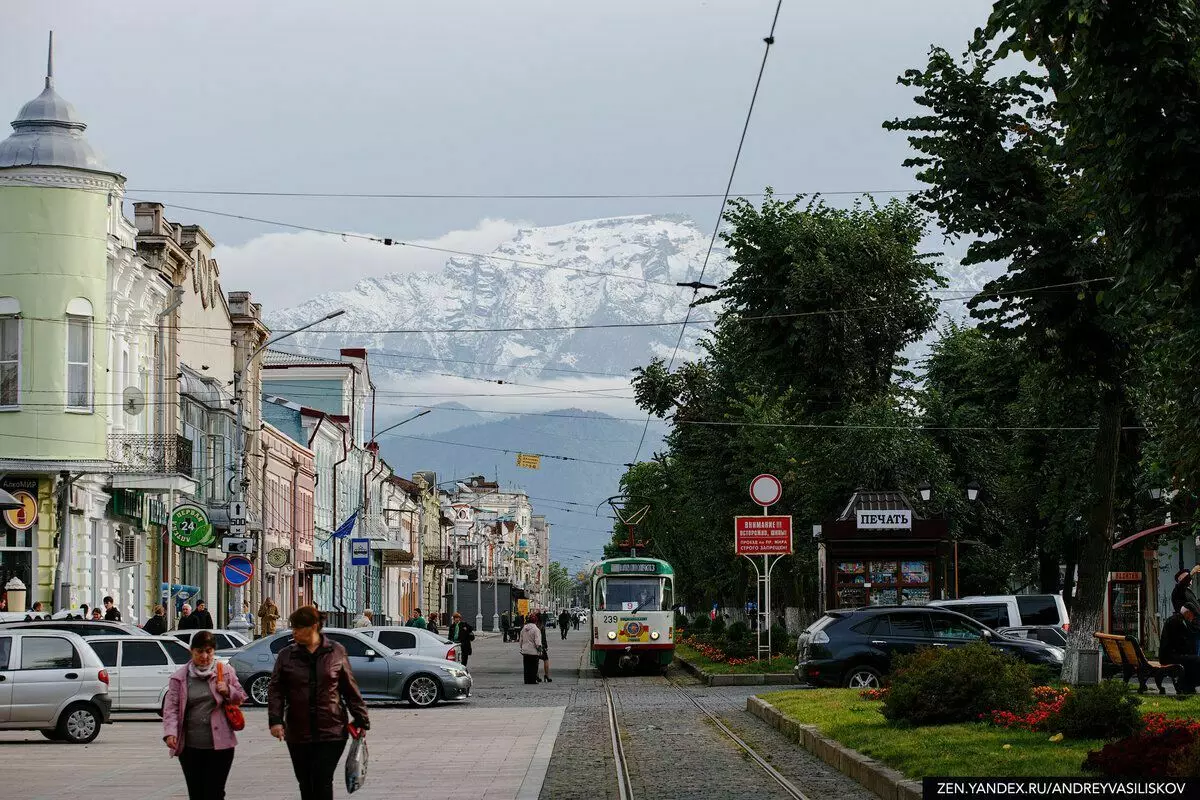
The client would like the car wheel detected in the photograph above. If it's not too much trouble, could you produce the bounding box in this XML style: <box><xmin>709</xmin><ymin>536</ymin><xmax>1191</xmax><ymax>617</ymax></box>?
<box><xmin>248</xmin><ymin>673</ymin><xmax>271</xmax><ymax>706</ymax></box>
<box><xmin>39</xmin><ymin>729</ymin><xmax>64</xmax><ymax>741</ymax></box>
<box><xmin>56</xmin><ymin>703</ymin><xmax>101</xmax><ymax>744</ymax></box>
<box><xmin>405</xmin><ymin>674</ymin><xmax>441</xmax><ymax>708</ymax></box>
<box><xmin>844</xmin><ymin>666</ymin><xmax>883</xmax><ymax>690</ymax></box>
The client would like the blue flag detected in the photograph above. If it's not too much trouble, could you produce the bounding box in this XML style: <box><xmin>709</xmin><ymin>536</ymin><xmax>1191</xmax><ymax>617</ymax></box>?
<box><xmin>333</xmin><ymin>511</ymin><xmax>358</xmax><ymax>540</ymax></box>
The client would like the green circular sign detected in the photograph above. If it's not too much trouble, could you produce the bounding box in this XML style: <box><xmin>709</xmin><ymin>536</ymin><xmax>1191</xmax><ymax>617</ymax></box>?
<box><xmin>171</xmin><ymin>503</ymin><xmax>212</xmax><ymax>548</ymax></box>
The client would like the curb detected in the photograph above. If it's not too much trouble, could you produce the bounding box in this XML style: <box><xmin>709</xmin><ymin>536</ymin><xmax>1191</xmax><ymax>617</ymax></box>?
<box><xmin>746</xmin><ymin>696</ymin><xmax>922</xmax><ymax>800</ymax></box>
<box><xmin>674</xmin><ymin>655</ymin><xmax>798</xmax><ymax>686</ymax></box>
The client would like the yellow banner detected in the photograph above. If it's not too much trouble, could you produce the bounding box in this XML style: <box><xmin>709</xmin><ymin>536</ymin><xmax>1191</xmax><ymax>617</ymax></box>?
<box><xmin>517</xmin><ymin>598</ymin><xmax>530</xmax><ymax>616</ymax></box>
<box><xmin>515</xmin><ymin>453</ymin><xmax>541</xmax><ymax>470</ymax></box>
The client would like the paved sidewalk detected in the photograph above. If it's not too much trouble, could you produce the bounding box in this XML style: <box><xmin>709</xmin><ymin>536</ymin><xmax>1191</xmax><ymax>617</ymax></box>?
<box><xmin>1</xmin><ymin>704</ymin><xmax>564</xmax><ymax>800</ymax></box>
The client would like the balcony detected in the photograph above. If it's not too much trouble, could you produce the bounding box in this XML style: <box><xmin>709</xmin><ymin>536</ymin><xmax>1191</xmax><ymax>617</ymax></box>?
<box><xmin>422</xmin><ymin>546</ymin><xmax>453</xmax><ymax>566</ymax></box>
<box><xmin>108</xmin><ymin>434</ymin><xmax>198</xmax><ymax>493</ymax></box>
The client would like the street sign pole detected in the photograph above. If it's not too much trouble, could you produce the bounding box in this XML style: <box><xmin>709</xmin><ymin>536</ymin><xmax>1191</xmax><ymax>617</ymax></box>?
<box><xmin>739</xmin><ymin>474</ymin><xmax>790</xmax><ymax>661</ymax></box>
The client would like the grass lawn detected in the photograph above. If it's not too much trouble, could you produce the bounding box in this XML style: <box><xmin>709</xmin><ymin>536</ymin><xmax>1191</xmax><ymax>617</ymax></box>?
<box><xmin>676</xmin><ymin>642</ymin><xmax>796</xmax><ymax>674</ymax></box>
<box><xmin>760</xmin><ymin>689</ymin><xmax>1200</xmax><ymax>779</ymax></box>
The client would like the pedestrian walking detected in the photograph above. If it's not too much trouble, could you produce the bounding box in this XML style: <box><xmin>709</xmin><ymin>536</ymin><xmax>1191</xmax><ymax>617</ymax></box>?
<box><xmin>162</xmin><ymin>630</ymin><xmax>247</xmax><ymax>800</ymax></box>
<box><xmin>268</xmin><ymin>605</ymin><xmax>370</xmax><ymax>800</ymax></box>
<box><xmin>572</xmin><ymin>612</ymin><xmax>580</xmax><ymax>631</ymax></box>
<box><xmin>558</xmin><ymin>609</ymin><xmax>570</xmax><ymax>640</ymax></box>
<box><xmin>144</xmin><ymin>605</ymin><xmax>167</xmax><ymax>635</ymax></box>
<box><xmin>427</xmin><ymin>612</ymin><xmax>440</xmax><ymax>636</ymax></box>
<box><xmin>178</xmin><ymin>603</ymin><xmax>198</xmax><ymax>630</ymax></box>
<box><xmin>236</xmin><ymin>601</ymin><xmax>254</xmax><ymax>631</ymax></box>
<box><xmin>191</xmin><ymin>601</ymin><xmax>215</xmax><ymax>629</ymax></box>
<box><xmin>257</xmin><ymin>597</ymin><xmax>280</xmax><ymax>637</ymax></box>
<box><xmin>103</xmin><ymin>595</ymin><xmax>121</xmax><ymax>622</ymax></box>
<box><xmin>448</xmin><ymin>612</ymin><xmax>475</xmax><ymax>667</ymax></box>
<box><xmin>519</xmin><ymin>612</ymin><xmax>542</xmax><ymax>684</ymax></box>
<box><xmin>406</xmin><ymin>608</ymin><xmax>427</xmax><ymax>629</ymax></box>
<box><xmin>538</xmin><ymin>614</ymin><xmax>553</xmax><ymax>682</ymax></box>
<box><xmin>351</xmin><ymin>609</ymin><xmax>373</xmax><ymax>628</ymax></box>
<box><xmin>500</xmin><ymin>610</ymin><xmax>512</xmax><ymax>642</ymax></box>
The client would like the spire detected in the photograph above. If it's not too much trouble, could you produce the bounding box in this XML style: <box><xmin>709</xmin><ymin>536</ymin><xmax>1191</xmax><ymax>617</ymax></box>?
<box><xmin>46</xmin><ymin>31</ymin><xmax>54</xmax><ymax>90</ymax></box>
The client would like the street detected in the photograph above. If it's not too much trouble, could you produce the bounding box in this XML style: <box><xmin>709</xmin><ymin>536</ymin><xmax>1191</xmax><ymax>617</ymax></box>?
<box><xmin>0</xmin><ymin>629</ymin><xmax>868</xmax><ymax>799</ymax></box>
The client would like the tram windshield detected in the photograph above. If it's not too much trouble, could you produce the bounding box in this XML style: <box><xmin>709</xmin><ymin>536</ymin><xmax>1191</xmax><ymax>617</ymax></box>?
<box><xmin>595</xmin><ymin>577</ymin><xmax>672</xmax><ymax>612</ymax></box>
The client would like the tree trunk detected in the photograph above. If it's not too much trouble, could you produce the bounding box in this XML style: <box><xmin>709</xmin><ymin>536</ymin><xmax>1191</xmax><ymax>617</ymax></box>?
<box><xmin>1061</xmin><ymin>390</ymin><xmax>1124</xmax><ymax>684</ymax></box>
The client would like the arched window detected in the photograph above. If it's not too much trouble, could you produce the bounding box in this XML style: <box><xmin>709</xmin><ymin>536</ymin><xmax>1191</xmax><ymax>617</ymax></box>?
<box><xmin>65</xmin><ymin>297</ymin><xmax>93</xmax><ymax>411</ymax></box>
<box><xmin>0</xmin><ymin>296</ymin><xmax>19</xmax><ymax>408</ymax></box>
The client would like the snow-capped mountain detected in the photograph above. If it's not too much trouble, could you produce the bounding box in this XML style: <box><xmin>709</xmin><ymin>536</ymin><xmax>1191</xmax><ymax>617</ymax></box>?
<box><xmin>269</xmin><ymin>214</ymin><xmax>729</xmax><ymax>381</ymax></box>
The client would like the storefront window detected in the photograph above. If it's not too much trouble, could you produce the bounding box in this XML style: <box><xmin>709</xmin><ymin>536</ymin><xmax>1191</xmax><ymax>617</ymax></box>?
<box><xmin>835</xmin><ymin>559</ymin><xmax>932</xmax><ymax>608</ymax></box>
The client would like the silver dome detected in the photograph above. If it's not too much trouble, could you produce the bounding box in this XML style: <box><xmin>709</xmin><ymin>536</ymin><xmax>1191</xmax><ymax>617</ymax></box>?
<box><xmin>0</xmin><ymin>33</ymin><xmax>114</xmax><ymax>174</ymax></box>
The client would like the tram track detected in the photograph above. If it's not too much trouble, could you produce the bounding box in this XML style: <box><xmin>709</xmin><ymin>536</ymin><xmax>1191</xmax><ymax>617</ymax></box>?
<box><xmin>601</xmin><ymin>674</ymin><xmax>811</xmax><ymax>800</ymax></box>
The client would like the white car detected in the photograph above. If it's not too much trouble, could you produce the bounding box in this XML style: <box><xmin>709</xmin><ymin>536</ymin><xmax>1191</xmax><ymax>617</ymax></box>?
<box><xmin>356</xmin><ymin>626</ymin><xmax>461</xmax><ymax>662</ymax></box>
<box><xmin>86</xmin><ymin>635</ymin><xmax>193</xmax><ymax>712</ymax></box>
<box><xmin>928</xmin><ymin>595</ymin><xmax>1069</xmax><ymax>632</ymax></box>
<box><xmin>171</xmin><ymin>629</ymin><xmax>251</xmax><ymax>652</ymax></box>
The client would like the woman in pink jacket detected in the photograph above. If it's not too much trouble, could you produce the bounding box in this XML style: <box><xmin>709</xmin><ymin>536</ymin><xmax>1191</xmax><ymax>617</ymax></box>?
<box><xmin>162</xmin><ymin>630</ymin><xmax>247</xmax><ymax>799</ymax></box>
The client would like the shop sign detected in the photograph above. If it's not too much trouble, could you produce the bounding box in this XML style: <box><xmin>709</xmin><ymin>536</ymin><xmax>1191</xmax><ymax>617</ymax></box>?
<box><xmin>856</xmin><ymin>510</ymin><xmax>912</xmax><ymax>530</ymax></box>
<box><xmin>2</xmin><ymin>491</ymin><xmax>38</xmax><ymax>531</ymax></box>
<box><xmin>170</xmin><ymin>503</ymin><xmax>213</xmax><ymax>548</ymax></box>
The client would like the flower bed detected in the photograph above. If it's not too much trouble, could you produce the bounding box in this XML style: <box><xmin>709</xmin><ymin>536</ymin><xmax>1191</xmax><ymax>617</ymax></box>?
<box><xmin>675</xmin><ymin>639</ymin><xmax>796</xmax><ymax>674</ymax></box>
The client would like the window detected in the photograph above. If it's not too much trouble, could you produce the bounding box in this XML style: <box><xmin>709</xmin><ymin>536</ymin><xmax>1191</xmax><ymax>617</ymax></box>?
<box><xmin>270</xmin><ymin>636</ymin><xmax>295</xmax><ymax>654</ymax></box>
<box><xmin>65</xmin><ymin>300</ymin><xmax>93</xmax><ymax>410</ymax></box>
<box><xmin>851</xmin><ymin>617</ymin><xmax>881</xmax><ymax>635</ymax></box>
<box><xmin>90</xmin><ymin>641</ymin><xmax>118</xmax><ymax>667</ymax></box>
<box><xmin>1016</xmin><ymin>596</ymin><xmax>1061</xmax><ymax>626</ymax></box>
<box><xmin>20</xmin><ymin>636</ymin><xmax>80</xmax><ymax>670</ymax></box>
<box><xmin>930</xmin><ymin>614</ymin><xmax>983</xmax><ymax>640</ymax></box>
<box><xmin>121</xmin><ymin>641</ymin><xmax>168</xmax><ymax>666</ymax></box>
<box><xmin>885</xmin><ymin>613</ymin><xmax>928</xmax><ymax>638</ymax></box>
<box><xmin>957</xmin><ymin>603</ymin><xmax>1008</xmax><ymax>630</ymax></box>
<box><xmin>164</xmin><ymin>640</ymin><xmax>191</xmax><ymax>664</ymax></box>
<box><xmin>326</xmin><ymin>632</ymin><xmax>370</xmax><ymax>657</ymax></box>
<box><xmin>378</xmin><ymin>631</ymin><xmax>417</xmax><ymax>650</ymax></box>
<box><xmin>0</xmin><ymin>302</ymin><xmax>18</xmax><ymax>407</ymax></box>
<box><xmin>0</xmin><ymin>637</ymin><xmax>10</xmax><ymax>670</ymax></box>
<box><xmin>595</xmin><ymin>577</ymin><xmax>667</xmax><ymax>611</ymax></box>
<box><xmin>213</xmin><ymin>635</ymin><xmax>235</xmax><ymax>651</ymax></box>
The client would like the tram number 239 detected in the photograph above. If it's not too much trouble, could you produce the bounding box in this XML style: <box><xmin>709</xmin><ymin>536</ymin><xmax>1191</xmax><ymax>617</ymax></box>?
<box><xmin>602</xmin><ymin>615</ymin><xmax>619</xmax><ymax>624</ymax></box>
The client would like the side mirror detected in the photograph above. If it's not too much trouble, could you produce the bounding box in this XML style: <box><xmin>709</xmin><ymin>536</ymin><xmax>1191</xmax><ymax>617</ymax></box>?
<box><xmin>981</xmin><ymin>629</ymin><xmax>993</xmax><ymax>640</ymax></box>
<box><xmin>365</xmin><ymin>649</ymin><xmax>378</xmax><ymax>660</ymax></box>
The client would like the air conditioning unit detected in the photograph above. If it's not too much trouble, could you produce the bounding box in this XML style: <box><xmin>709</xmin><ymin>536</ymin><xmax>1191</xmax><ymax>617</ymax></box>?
<box><xmin>119</xmin><ymin>533</ymin><xmax>139</xmax><ymax>564</ymax></box>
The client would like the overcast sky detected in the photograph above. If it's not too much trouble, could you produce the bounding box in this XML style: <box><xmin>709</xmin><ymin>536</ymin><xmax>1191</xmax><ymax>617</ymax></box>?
<box><xmin>3</xmin><ymin>0</ymin><xmax>992</xmax><ymax>308</ymax></box>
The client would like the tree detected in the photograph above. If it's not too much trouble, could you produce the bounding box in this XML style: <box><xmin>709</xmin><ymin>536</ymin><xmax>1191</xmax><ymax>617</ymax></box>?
<box><xmin>885</xmin><ymin>41</ymin><xmax>1132</xmax><ymax>681</ymax></box>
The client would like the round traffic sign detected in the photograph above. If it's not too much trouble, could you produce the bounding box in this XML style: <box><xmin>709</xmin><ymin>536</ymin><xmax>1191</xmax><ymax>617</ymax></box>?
<box><xmin>750</xmin><ymin>474</ymin><xmax>783</xmax><ymax>507</ymax></box>
<box><xmin>222</xmin><ymin>555</ymin><xmax>254</xmax><ymax>587</ymax></box>
<box><xmin>171</xmin><ymin>503</ymin><xmax>212</xmax><ymax>548</ymax></box>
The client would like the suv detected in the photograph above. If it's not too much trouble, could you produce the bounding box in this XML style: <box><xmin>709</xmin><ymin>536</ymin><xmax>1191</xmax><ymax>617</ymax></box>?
<box><xmin>795</xmin><ymin>606</ymin><xmax>1064</xmax><ymax>689</ymax></box>
<box><xmin>928</xmin><ymin>595</ymin><xmax>1069</xmax><ymax>631</ymax></box>
<box><xmin>0</xmin><ymin>629</ymin><xmax>112</xmax><ymax>743</ymax></box>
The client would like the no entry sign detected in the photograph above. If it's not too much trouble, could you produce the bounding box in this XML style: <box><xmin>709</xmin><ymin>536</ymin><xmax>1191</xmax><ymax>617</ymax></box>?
<box><xmin>735</xmin><ymin>515</ymin><xmax>793</xmax><ymax>555</ymax></box>
<box><xmin>222</xmin><ymin>555</ymin><xmax>254</xmax><ymax>587</ymax></box>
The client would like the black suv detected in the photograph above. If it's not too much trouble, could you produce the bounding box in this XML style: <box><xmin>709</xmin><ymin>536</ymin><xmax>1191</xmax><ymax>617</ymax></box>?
<box><xmin>795</xmin><ymin>605</ymin><xmax>1064</xmax><ymax>689</ymax></box>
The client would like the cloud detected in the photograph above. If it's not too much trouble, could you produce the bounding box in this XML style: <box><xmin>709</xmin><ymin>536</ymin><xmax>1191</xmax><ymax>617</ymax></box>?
<box><xmin>214</xmin><ymin>218</ymin><xmax>524</xmax><ymax>310</ymax></box>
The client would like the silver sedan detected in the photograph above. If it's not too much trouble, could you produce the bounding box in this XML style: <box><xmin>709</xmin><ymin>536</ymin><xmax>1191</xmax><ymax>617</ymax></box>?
<box><xmin>229</xmin><ymin>627</ymin><xmax>471</xmax><ymax>709</ymax></box>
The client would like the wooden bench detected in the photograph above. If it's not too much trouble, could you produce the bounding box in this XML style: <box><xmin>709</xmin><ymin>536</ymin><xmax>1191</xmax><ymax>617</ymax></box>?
<box><xmin>1094</xmin><ymin>632</ymin><xmax>1183</xmax><ymax>694</ymax></box>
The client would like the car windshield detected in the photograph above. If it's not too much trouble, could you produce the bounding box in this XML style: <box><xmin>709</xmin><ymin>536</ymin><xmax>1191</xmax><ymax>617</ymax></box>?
<box><xmin>595</xmin><ymin>577</ymin><xmax>671</xmax><ymax>611</ymax></box>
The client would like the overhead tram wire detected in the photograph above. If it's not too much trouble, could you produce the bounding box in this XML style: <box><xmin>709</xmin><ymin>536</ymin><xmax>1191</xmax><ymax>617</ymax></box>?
<box><xmin>631</xmin><ymin>0</ymin><xmax>785</xmax><ymax>465</ymax></box>
<box><xmin>128</xmin><ymin>187</ymin><xmax>920</xmax><ymax>199</ymax></box>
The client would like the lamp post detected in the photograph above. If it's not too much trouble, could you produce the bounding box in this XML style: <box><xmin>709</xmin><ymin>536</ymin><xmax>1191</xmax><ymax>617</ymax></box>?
<box><xmin>915</xmin><ymin>480</ymin><xmax>981</xmax><ymax>599</ymax></box>
<box><xmin>231</xmin><ymin>308</ymin><xmax>345</xmax><ymax>634</ymax></box>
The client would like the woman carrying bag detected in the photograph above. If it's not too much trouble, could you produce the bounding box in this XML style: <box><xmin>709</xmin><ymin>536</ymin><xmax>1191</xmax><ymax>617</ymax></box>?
<box><xmin>162</xmin><ymin>630</ymin><xmax>248</xmax><ymax>800</ymax></box>
<box><xmin>268</xmin><ymin>605</ymin><xmax>370</xmax><ymax>800</ymax></box>
<box><xmin>519</xmin><ymin>612</ymin><xmax>543</xmax><ymax>684</ymax></box>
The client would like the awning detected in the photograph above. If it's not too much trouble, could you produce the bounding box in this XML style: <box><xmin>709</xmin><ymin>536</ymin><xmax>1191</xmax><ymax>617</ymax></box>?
<box><xmin>1113</xmin><ymin>522</ymin><xmax>1184</xmax><ymax>550</ymax></box>
<box><xmin>0</xmin><ymin>488</ymin><xmax>20</xmax><ymax>510</ymax></box>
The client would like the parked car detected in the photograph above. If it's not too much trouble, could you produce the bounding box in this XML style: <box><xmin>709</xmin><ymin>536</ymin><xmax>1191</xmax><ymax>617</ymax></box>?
<box><xmin>997</xmin><ymin>625</ymin><xmax>1069</xmax><ymax>648</ymax></box>
<box><xmin>927</xmin><ymin>594</ymin><xmax>1069</xmax><ymax>631</ymax></box>
<box><xmin>229</xmin><ymin>627</ymin><xmax>471</xmax><ymax>709</ymax></box>
<box><xmin>356</xmin><ymin>626</ymin><xmax>460</xmax><ymax>662</ymax></box>
<box><xmin>0</xmin><ymin>629</ymin><xmax>112</xmax><ymax>743</ymax></box>
<box><xmin>795</xmin><ymin>606</ymin><xmax>1065</xmax><ymax>689</ymax></box>
<box><xmin>0</xmin><ymin>620</ymin><xmax>152</xmax><ymax>638</ymax></box>
<box><xmin>172</xmin><ymin>629</ymin><xmax>251</xmax><ymax>652</ymax></box>
<box><xmin>86</xmin><ymin>636</ymin><xmax>192</xmax><ymax>712</ymax></box>
<box><xmin>0</xmin><ymin>611</ymin><xmax>53</xmax><ymax>624</ymax></box>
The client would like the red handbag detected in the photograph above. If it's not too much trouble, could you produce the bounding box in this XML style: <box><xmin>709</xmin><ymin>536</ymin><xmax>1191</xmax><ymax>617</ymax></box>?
<box><xmin>216</xmin><ymin>662</ymin><xmax>246</xmax><ymax>731</ymax></box>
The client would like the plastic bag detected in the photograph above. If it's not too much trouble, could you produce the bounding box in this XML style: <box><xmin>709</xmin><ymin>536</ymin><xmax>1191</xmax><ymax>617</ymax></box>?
<box><xmin>345</xmin><ymin>730</ymin><xmax>368</xmax><ymax>794</ymax></box>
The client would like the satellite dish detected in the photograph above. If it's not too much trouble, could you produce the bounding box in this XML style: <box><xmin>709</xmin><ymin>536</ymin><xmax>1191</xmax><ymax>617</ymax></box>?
<box><xmin>122</xmin><ymin>386</ymin><xmax>146</xmax><ymax>416</ymax></box>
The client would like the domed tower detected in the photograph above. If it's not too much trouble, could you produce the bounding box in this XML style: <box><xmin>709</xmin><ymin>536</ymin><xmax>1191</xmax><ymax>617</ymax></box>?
<box><xmin>0</xmin><ymin>32</ymin><xmax>121</xmax><ymax>464</ymax></box>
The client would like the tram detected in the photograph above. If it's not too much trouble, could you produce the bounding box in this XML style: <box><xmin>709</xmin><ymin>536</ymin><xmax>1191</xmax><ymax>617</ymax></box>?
<box><xmin>589</xmin><ymin>556</ymin><xmax>675</xmax><ymax>674</ymax></box>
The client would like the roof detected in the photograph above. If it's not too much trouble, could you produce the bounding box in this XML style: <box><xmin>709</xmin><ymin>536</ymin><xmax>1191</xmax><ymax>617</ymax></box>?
<box><xmin>263</xmin><ymin>349</ymin><xmax>347</xmax><ymax>367</ymax></box>
<box><xmin>0</xmin><ymin>34</ymin><xmax>114</xmax><ymax>174</ymax></box>
<box><xmin>838</xmin><ymin>490</ymin><xmax>917</xmax><ymax>521</ymax></box>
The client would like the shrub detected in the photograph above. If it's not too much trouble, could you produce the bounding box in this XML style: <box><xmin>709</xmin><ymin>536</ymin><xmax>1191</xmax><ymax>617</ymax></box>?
<box><xmin>882</xmin><ymin>643</ymin><xmax>1033</xmax><ymax>726</ymax></box>
<box><xmin>1167</xmin><ymin>730</ymin><xmax>1200</xmax><ymax>777</ymax></box>
<box><xmin>1054</xmin><ymin>680</ymin><xmax>1143</xmax><ymax>740</ymax></box>
<box><xmin>674</xmin><ymin>612</ymin><xmax>688</xmax><ymax>630</ymax></box>
<box><xmin>710</xmin><ymin>615</ymin><xmax>726</xmax><ymax>639</ymax></box>
<box><xmin>690</xmin><ymin>614</ymin><xmax>709</xmax><ymax>632</ymax></box>
<box><xmin>769</xmin><ymin>623</ymin><xmax>791</xmax><ymax>655</ymax></box>
<box><xmin>726</xmin><ymin>620</ymin><xmax>749</xmax><ymax>643</ymax></box>
<box><xmin>988</xmin><ymin>686</ymin><xmax>1068</xmax><ymax>731</ymax></box>
<box><xmin>1083</xmin><ymin>716</ymin><xmax>1200</xmax><ymax>777</ymax></box>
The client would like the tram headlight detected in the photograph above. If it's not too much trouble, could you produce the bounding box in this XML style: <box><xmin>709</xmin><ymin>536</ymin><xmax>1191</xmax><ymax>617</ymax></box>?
<box><xmin>650</xmin><ymin>631</ymin><xmax>660</xmax><ymax>640</ymax></box>
<box><xmin>607</xmin><ymin>631</ymin><xmax>617</xmax><ymax>640</ymax></box>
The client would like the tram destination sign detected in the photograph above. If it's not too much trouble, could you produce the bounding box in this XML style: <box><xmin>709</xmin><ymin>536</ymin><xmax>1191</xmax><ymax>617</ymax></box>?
<box><xmin>608</xmin><ymin>562</ymin><xmax>658</xmax><ymax>574</ymax></box>
<box><xmin>734</xmin><ymin>516</ymin><xmax>793</xmax><ymax>555</ymax></box>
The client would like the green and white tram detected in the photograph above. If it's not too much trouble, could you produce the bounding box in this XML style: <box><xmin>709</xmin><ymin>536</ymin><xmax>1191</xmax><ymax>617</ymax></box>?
<box><xmin>589</xmin><ymin>557</ymin><xmax>675</xmax><ymax>674</ymax></box>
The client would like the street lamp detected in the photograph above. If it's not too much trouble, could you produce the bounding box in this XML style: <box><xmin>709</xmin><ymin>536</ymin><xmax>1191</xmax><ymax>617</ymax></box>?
<box><xmin>917</xmin><ymin>481</ymin><xmax>933</xmax><ymax>503</ymax></box>
<box><xmin>966</xmin><ymin>481</ymin><xmax>981</xmax><ymax>503</ymax></box>
<box><xmin>1150</xmin><ymin>487</ymin><xmax>1163</xmax><ymax>501</ymax></box>
<box><xmin>957</xmin><ymin>481</ymin><xmax>982</xmax><ymax>598</ymax></box>
<box><xmin>231</xmin><ymin>308</ymin><xmax>345</xmax><ymax>634</ymax></box>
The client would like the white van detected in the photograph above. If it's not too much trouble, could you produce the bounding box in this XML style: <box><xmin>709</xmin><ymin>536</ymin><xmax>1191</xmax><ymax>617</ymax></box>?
<box><xmin>928</xmin><ymin>594</ymin><xmax>1069</xmax><ymax>631</ymax></box>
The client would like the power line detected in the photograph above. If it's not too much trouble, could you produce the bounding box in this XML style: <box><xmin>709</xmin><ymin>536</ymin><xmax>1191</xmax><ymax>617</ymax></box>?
<box><xmin>378</xmin><ymin>432</ymin><xmax>626</xmax><ymax>466</ymax></box>
<box><xmin>129</xmin><ymin>187</ymin><xmax>919</xmax><ymax>200</ymax></box>
<box><xmin>633</xmin><ymin>0</ymin><xmax>784</xmax><ymax>465</ymax></box>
